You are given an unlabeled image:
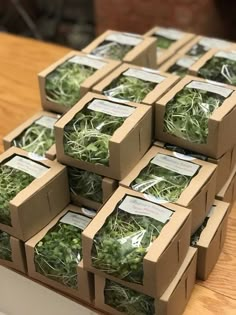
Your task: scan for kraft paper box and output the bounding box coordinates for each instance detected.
[93,63,179,106]
[216,165,236,212]
[94,247,197,315]
[55,92,152,180]
[3,111,60,161]
[144,26,195,66]
[0,230,26,274]
[0,147,70,241]
[82,30,157,68]
[38,50,121,114]
[191,200,229,280]
[155,75,236,159]
[154,141,236,194]
[25,204,95,304]
[82,186,192,298]
[120,146,217,234]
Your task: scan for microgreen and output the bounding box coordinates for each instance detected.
[105,279,155,315]
[154,34,175,49]
[186,43,207,58]
[103,75,156,102]
[167,63,188,77]
[92,199,169,284]
[68,167,103,203]
[91,40,133,60]
[64,106,126,166]
[191,215,210,246]
[45,61,96,108]
[13,123,55,156]
[164,87,225,143]
[198,56,236,85]
[0,164,35,225]
[0,230,12,261]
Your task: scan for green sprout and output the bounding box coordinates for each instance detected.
[103,75,156,102]
[64,106,126,166]
[0,230,12,261]
[164,87,225,144]
[68,167,103,203]
[92,199,171,284]
[198,56,236,85]
[105,279,155,315]
[91,41,133,60]
[13,121,55,157]
[0,164,35,225]
[45,60,96,108]
[131,162,194,202]
[154,34,176,50]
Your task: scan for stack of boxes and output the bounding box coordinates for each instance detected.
[0,27,236,315]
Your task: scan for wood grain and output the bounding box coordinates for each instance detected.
[0,33,236,314]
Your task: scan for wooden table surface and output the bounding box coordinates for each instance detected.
[0,33,235,315]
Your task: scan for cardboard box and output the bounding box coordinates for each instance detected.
[94,247,197,315]
[82,30,157,68]
[0,147,70,241]
[158,53,196,77]
[191,200,229,280]
[38,50,121,114]
[155,141,236,194]
[0,231,26,274]
[55,92,152,180]
[93,63,180,106]
[3,111,60,161]
[155,75,236,159]
[25,204,95,303]
[82,186,192,298]
[120,146,217,234]
[144,26,195,66]
[216,165,236,212]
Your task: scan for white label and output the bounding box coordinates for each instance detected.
[151,154,200,177]
[207,205,216,218]
[186,80,233,98]
[106,33,142,46]
[173,152,196,161]
[69,55,106,69]
[123,68,165,83]
[5,156,48,178]
[119,195,173,223]
[155,27,184,40]
[199,37,231,50]
[60,212,91,230]
[215,50,236,62]
[176,56,196,68]
[88,99,135,117]
[35,116,58,129]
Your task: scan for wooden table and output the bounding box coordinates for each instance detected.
[0,33,235,315]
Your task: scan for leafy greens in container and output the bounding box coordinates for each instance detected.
[167,56,195,78]
[34,211,91,289]
[154,27,184,50]
[92,195,173,284]
[0,230,12,261]
[103,68,164,102]
[105,279,155,315]
[164,80,233,144]
[68,167,103,203]
[131,154,200,203]
[63,99,135,166]
[13,115,58,157]
[198,51,236,85]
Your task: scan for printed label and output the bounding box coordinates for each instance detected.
[106,33,142,46]
[123,68,165,83]
[35,115,58,129]
[199,37,231,50]
[215,50,236,62]
[5,156,48,178]
[68,55,106,69]
[88,99,135,117]
[119,195,173,223]
[60,212,91,230]
[151,154,200,177]
[176,56,196,68]
[155,27,184,40]
[186,80,233,98]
